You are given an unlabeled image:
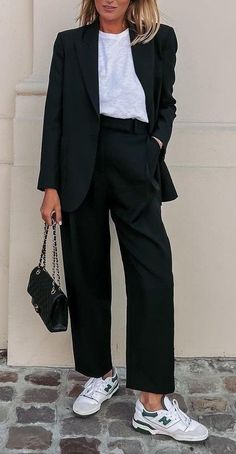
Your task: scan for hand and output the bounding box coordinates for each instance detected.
[40,188,62,226]
[152,136,163,149]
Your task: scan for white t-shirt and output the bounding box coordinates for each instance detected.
[98,27,149,123]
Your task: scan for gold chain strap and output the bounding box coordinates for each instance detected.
[37,219,61,293]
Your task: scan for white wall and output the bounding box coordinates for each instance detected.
[3,0,236,368]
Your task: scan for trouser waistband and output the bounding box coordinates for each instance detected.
[100,114,149,134]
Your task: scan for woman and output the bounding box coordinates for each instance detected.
[37,0,208,442]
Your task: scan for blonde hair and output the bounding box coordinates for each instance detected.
[75,0,161,45]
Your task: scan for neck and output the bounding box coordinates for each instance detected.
[98,17,128,34]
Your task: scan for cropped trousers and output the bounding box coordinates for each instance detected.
[60,114,175,394]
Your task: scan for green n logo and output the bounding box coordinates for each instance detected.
[158,416,172,425]
[104,384,112,392]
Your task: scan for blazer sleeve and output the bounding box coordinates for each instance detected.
[37,32,64,191]
[152,26,178,157]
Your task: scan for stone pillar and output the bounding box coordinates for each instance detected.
[7,0,77,367]
[0,0,32,349]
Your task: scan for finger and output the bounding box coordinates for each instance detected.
[51,210,56,223]
[43,211,53,226]
[55,206,62,225]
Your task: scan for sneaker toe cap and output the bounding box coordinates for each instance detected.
[73,396,98,414]
[188,419,209,439]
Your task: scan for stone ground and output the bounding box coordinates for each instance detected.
[0,350,235,454]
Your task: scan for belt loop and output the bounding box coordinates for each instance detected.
[132,118,137,134]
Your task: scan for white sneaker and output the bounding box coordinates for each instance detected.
[72,366,119,416]
[132,395,209,442]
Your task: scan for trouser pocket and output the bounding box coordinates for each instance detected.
[145,135,161,178]
[145,135,162,197]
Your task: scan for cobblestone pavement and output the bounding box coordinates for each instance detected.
[0,350,236,453]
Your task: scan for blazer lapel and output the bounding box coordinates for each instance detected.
[74,16,155,130]
[74,18,100,118]
[128,25,155,130]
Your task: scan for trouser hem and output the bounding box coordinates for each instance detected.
[74,364,113,379]
[126,380,175,394]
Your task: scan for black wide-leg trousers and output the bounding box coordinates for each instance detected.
[60,114,175,394]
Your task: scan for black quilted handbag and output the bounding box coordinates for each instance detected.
[27,218,68,332]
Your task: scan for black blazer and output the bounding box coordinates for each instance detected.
[37,16,178,212]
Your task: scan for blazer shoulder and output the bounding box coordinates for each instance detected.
[156,23,176,40]
[55,26,87,53]
[155,23,178,52]
[57,25,86,40]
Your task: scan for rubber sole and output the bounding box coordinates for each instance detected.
[73,383,120,417]
[132,417,208,442]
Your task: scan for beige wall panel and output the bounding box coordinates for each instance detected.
[164,165,236,356]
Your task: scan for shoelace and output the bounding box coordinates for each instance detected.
[168,398,191,428]
[81,376,108,398]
